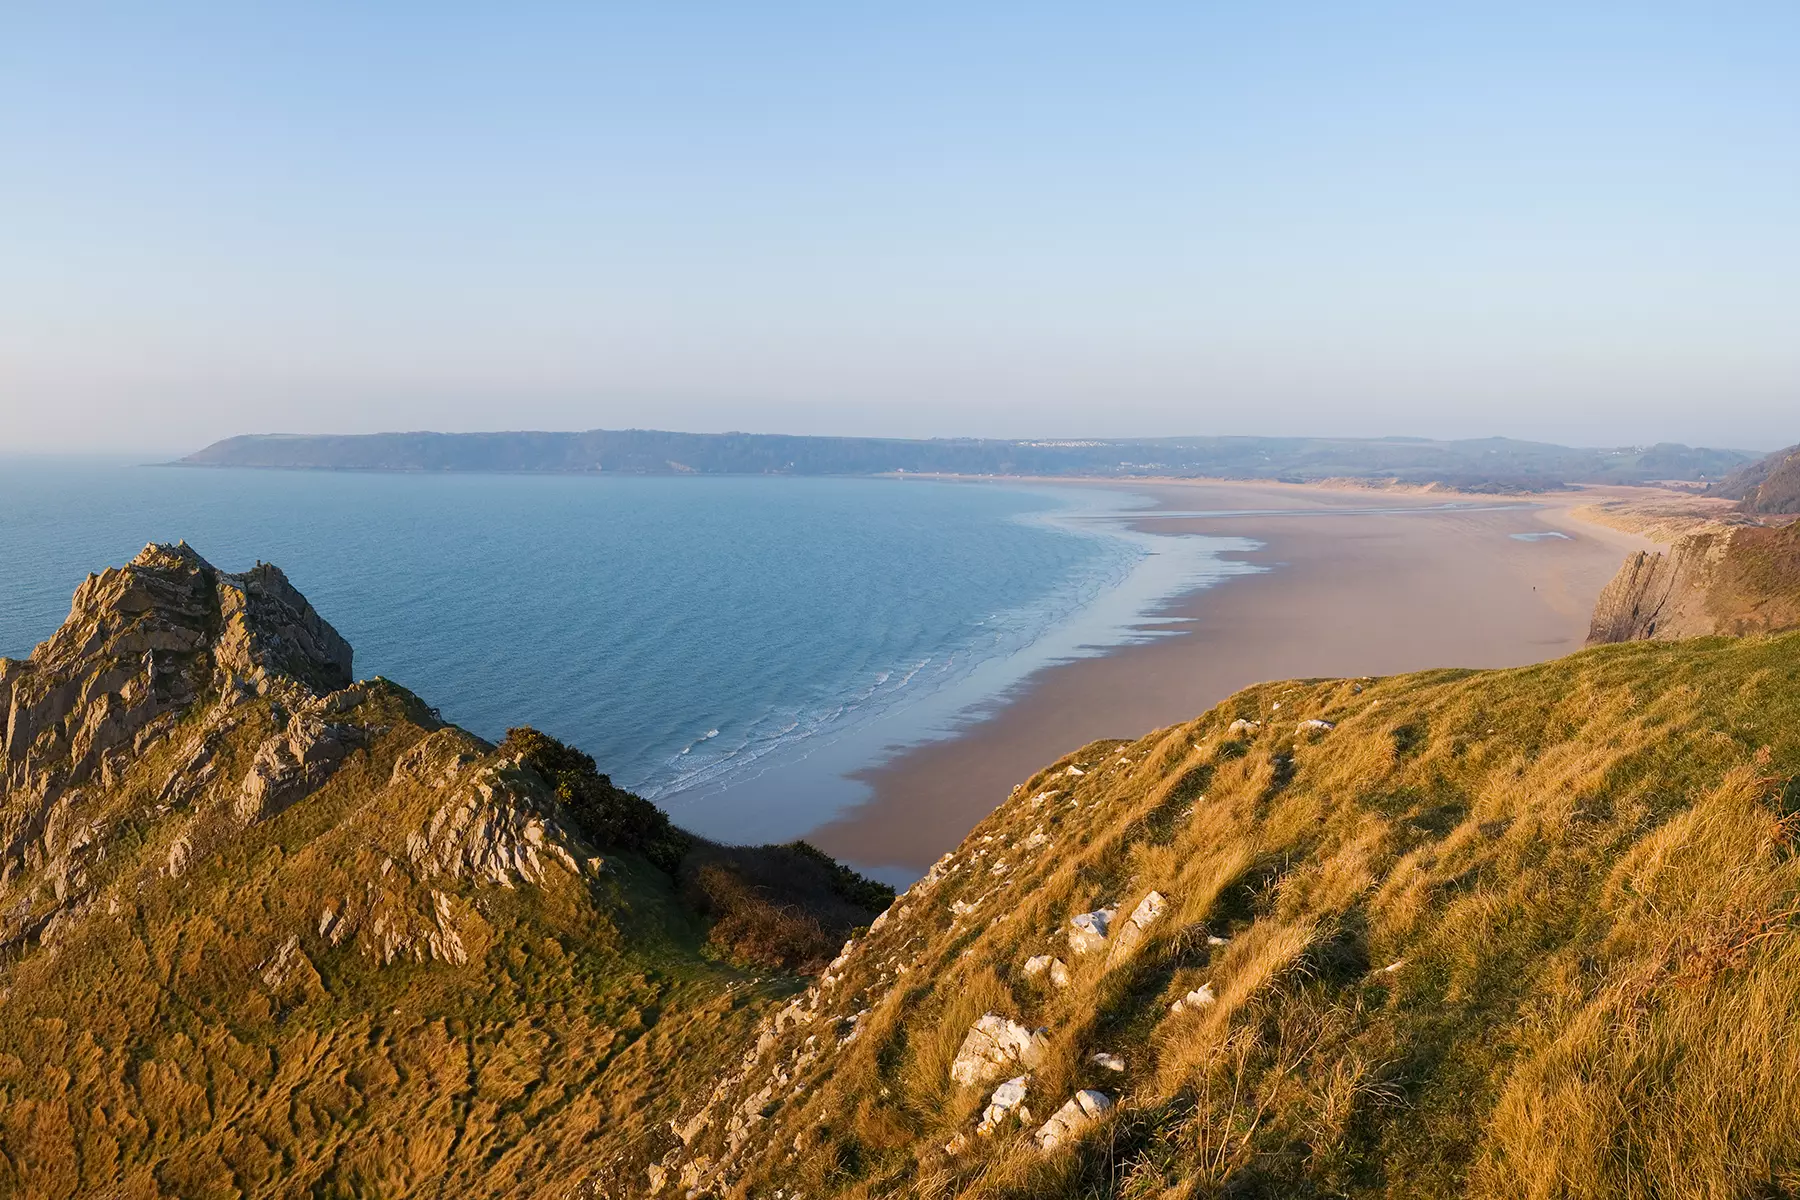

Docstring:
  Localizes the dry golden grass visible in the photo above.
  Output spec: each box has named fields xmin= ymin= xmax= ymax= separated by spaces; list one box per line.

xmin=687 ymin=630 xmax=1800 ymax=1199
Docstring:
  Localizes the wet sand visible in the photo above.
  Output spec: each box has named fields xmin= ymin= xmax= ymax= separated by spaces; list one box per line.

xmin=808 ymin=480 xmax=1660 ymax=877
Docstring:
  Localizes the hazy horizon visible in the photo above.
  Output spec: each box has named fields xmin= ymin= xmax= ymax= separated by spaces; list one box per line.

xmin=4 ymin=5 xmax=1797 ymax=454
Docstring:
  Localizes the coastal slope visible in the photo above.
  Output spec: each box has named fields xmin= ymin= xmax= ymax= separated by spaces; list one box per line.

xmin=668 ymin=632 xmax=1800 ymax=1198
xmin=0 ymin=545 xmax=887 ymax=1198
xmin=9 ymin=537 xmax=1800 ymax=1199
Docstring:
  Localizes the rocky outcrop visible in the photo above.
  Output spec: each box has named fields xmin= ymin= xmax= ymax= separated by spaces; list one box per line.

xmin=950 ymin=1013 xmax=1050 ymax=1087
xmin=1 ymin=543 xmax=352 ymax=817
xmin=0 ymin=544 xmax=360 ymax=951
xmin=1033 ymin=1089 xmax=1114 ymax=1151
xmin=1587 ymin=521 xmax=1800 ymax=644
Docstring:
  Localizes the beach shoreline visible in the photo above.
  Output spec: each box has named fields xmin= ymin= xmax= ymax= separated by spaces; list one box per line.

xmin=807 ymin=479 xmax=1665 ymax=878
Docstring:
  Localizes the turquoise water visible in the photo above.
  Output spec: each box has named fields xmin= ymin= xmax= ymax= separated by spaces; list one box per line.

xmin=0 ymin=462 xmax=1256 ymax=862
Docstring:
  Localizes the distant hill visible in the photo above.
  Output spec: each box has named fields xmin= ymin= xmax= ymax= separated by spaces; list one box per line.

xmin=179 ymin=430 xmax=1757 ymax=490
xmin=1713 ymin=443 xmax=1800 ymax=515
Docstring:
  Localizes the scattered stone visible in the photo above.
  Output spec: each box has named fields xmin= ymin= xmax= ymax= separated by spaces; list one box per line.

xmin=1023 ymin=955 xmax=1071 ymax=987
xmin=1226 ymin=718 xmax=1261 ymax=736
xmin=1170 ymin=983 xmax=1217 ymax=1014
xmin=1105 ymin=890 xmax=1167 ymax=967
xmin=1065 ymin=765 xmax=1086 ymax=777
xmin=977 ymin=1075 xmax=1029 ymax=1134
xmin=1298 ymin=719 xmax=1335 ymax=732
xmin=950 ymin=1014 xmax=1050 ymax=1086
xmin=1033 ymin=1090 xmax=1114 ymax=1151
xmin=1206 ymin=934 xmax=1229 ymax=947
xmin=1090 ymin=1052 xmax=1125 ymax=1072
xmin=1378 ymin=959 xmax=1405 ymax=974
xmin=1068 ymin=906 xmax=1117 ymax=955
xmin=944 ymin=1131 xmax=970 ymax=1156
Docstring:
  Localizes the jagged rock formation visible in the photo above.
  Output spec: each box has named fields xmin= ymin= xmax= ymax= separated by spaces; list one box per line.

xmin=1587 ymin=519 xmax=1800 ymax=643
xmin=0 ymin=544 xmax=884 ymax=1200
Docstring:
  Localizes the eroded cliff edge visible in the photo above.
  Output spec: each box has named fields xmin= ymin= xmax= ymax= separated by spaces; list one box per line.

xmin=1587 ymin=518 xmax=1800 ymax=644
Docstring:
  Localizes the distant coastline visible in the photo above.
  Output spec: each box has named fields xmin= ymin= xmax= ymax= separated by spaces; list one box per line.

xmin=173 ymin=427 xmax=1757 ymax=492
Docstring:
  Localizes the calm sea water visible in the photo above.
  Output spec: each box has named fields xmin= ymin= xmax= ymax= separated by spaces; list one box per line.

xmin=0 ymin=461 xmax=1256 ymax=870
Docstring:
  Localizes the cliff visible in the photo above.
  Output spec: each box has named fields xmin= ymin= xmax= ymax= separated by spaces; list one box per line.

xmin=0 ymin=545 xmax=886 ymax=1199
xmin=9 ymin=544 xmax=1800 ymax=1198
xmin=1587 ymin=519 xmax=1800 ymax=644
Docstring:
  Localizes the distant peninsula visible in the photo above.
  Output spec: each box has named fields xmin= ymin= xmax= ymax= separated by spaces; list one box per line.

xmin=178 ymin=429 xmax=1757 ymax=491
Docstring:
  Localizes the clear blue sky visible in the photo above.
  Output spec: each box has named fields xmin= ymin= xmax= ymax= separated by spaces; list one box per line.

xmin=3 ymin=3 xmax=1796 ymax=453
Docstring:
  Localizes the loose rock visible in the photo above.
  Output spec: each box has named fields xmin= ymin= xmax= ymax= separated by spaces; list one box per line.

xmin=949 ymin=1014 xmax=1050 ymax=1086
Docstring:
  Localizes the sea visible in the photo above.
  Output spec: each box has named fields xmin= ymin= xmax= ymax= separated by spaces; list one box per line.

xmin=0 ymin=460 xmax=1259 ymax=874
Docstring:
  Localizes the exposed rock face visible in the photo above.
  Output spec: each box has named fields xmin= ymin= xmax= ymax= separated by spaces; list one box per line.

xmin=1033 ymin=1089 xmax=1113 ymax=1151
xmin=1 ymin=542 xmax=351 ymax=814
xmin=950 ymin=1014 xmax=1050 ymax=1087
xmin=1587 ymin=521 xmax=1800 ymax=644
xmin=0 ymin=543 xmax=357 ymax=950
xmin=1104 ymin=889 xmax=1166 ymax=967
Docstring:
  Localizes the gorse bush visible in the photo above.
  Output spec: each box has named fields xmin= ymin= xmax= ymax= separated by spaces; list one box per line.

xmin=500 ymin=726 xmax=692 ymax=873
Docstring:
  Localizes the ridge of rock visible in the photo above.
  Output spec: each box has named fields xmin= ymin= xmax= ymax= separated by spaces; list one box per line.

xmin=1587 ymin=519 xmax=1800 ymax=644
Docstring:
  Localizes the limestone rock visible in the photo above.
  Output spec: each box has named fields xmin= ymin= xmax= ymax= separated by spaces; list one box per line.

xmin=950 ymin=1013 xmax=1050 ymax=1087
xmin=1033 ymin=1089 xmax=1113 ymax=1151
xmin=1023 ymin=954 xmax=1071 ymax=987
xmin=1226 ymin=718 xmax=1261 ymax=736
xmin=236 ymin=712 xmax=356 ymax=821
xmin=1170 ymin=983 xmax=1216 ymax=1014
xmin=1104 ymin=890 xmax=1166 ymax=967
xmin=1091 ymin=1052 xmax=1125 ymax=1072
xmin=1587 ymin=521 xmax=1800 ymax=644
xmin=1068 ymin=906 xmax=1117 ymax=955
xmin=976 ymin=1074 xmax=1029 ymax=1134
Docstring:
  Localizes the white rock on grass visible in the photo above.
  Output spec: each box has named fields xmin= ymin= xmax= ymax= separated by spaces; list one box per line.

xmin=1226 ymin=718 xmax=1261 ymax=736
xmin=1090 ymin=1052 xmax=1125 ymax=1072
xmin=1067 ymin=906 xmax=1117 ymax=955
xmin=1065 ymin=764 xmax=1086 ymax=777
xmin=1033 ymin=1090 xmax=1114 ymax=1151
xmin=1298 ymin=719 xmax=1335 ymax=732
xmin=1170 ymin=983 xmax=1216 ymax=1014
xmin=976 ymin=1074 xmax=1030 ymax=1134
xmin=1022 ymin=955 xmax=1072 ymax=987
xmin=950 ymin=1014 xmax=1050 ymax=1087
xmin=1104 ymin=890 xmax=1167 ymax=967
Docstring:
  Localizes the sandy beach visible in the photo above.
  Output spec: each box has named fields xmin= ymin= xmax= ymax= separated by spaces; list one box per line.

xmin=808 ymin=479 xmax=1663 ymax=875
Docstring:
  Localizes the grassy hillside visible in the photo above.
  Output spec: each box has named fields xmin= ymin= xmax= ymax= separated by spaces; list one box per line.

xmin=666 ymin=632 xmax=1800 ymax=1198
xmin=0 ymin=545 xmax=888 ymax=1199
xmin=1712 ymin=443 xmax=1800 ymax=514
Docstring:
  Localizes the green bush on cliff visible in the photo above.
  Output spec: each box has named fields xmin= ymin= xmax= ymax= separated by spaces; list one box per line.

xmin=500 ymin=726 xmax=693 ymax=873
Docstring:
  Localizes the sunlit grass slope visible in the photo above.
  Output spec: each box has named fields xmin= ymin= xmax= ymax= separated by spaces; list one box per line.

xmin=672 ymin=631 xmax=1800 ymax=1199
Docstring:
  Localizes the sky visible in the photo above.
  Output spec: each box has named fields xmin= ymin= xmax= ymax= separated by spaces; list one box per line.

xmin=2 ymin=3 xmax=1797 ymax=455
